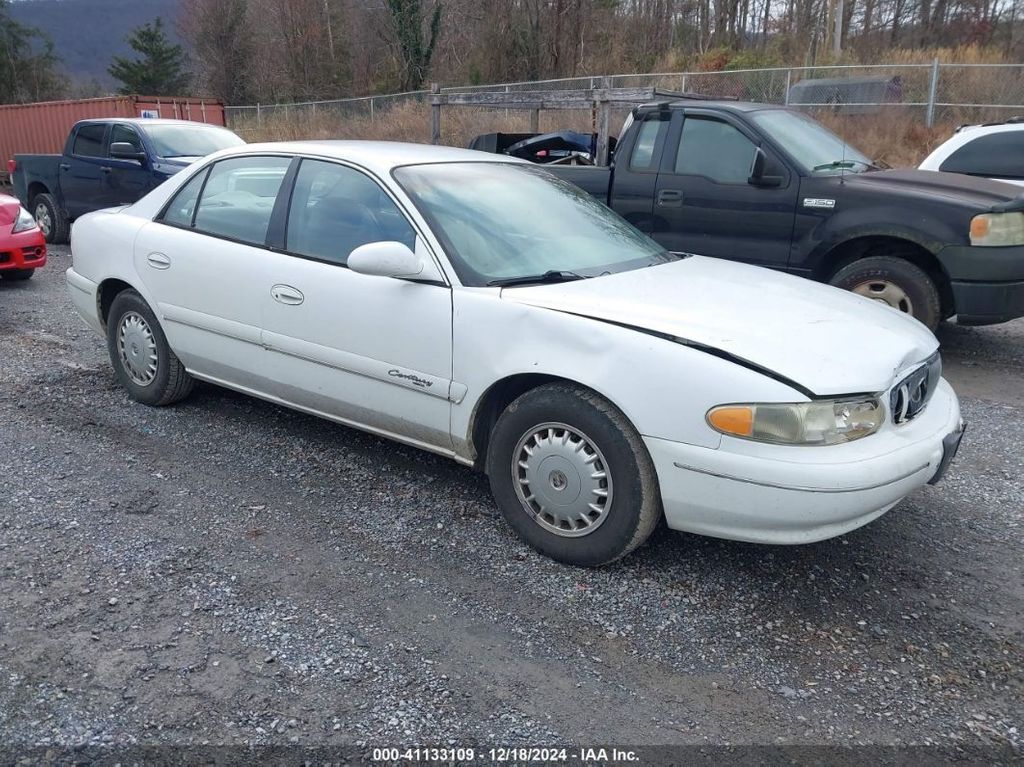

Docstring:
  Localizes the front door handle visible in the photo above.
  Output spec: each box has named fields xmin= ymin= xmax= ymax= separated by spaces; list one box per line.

xmin=146 ymin=252 xmax=171 ymax=270
xmin=271 ymin=284 xmax=304 ymax=306
xmin=657 ymin=189 xmax=684 ymax=207
xmin=100 ymin=166 xmax=112 ymax=174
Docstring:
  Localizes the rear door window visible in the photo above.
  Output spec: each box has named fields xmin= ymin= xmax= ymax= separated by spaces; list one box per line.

xmin=190 ymin=156 xmax=292 ymax=246
xmin=72 ymin=124 xmax=107 ymax=158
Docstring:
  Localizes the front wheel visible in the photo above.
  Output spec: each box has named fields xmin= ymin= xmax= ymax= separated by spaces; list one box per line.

xmin=106 ymin=289 xmax=194 ymax=406
xmin=486 ymin=383 xmax=662 ymax=566
xmin=828 ymin=256 xmax=941 ymax=331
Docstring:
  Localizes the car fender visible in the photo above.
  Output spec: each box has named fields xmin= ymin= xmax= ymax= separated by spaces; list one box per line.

xmin=450 ymin=290 xmax=807 ymax=462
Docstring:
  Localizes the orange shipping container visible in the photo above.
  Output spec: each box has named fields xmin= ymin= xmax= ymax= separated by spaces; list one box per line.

xmin=0 ymin=95 xmax=227 ymax=164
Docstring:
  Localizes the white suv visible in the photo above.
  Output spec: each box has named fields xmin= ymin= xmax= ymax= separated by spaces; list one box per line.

xmin=919 ymin=118 xmax=1024 ymax=186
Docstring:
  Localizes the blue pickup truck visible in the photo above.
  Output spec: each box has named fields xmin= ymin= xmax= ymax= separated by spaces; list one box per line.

xmin=11 ymin=118 xmax=244 ymax=243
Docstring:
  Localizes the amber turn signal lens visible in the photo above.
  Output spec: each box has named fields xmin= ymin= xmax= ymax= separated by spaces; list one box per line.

xmin=707 ymin=406 xmax=754 ymax=437
xmin=970 ymin=216 xmax=990 ymax=240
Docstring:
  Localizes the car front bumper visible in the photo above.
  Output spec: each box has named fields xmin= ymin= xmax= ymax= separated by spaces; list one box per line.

xmin=644 ymin=379 xmax=963 ymax=545
xmin=0 ymin=229 xmax=46 ymax=272
xmin=940 ymin=243 xmax=1024 ymax=325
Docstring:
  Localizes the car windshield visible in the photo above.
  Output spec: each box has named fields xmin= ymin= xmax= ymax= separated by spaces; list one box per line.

xmin=143 ymin=124 xmax=245 ymax=158
xmin=394 ymin=162 xmax=675 ymax=287
xmin=750 ymin=109 xmax=873 ymax=174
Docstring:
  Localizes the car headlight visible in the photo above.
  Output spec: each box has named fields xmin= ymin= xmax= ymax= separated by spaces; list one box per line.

xmin=707 ymin=398 xmax=884 ymax=445
xmin=11 ymin=206 xmax=37 ymax=234
xmin=970 ymin=211 xmax=1024 ymax=247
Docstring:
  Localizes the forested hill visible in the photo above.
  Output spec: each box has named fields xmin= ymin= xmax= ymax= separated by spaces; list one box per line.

xmin=9 ymin=0 xmax=182 ymax=90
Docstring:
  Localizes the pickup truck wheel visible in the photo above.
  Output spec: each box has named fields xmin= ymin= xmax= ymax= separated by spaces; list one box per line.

xmin=486 ymin=383 xmax=662 ymax=567
xmin=106 ymin=289 xmax=194 ymax=407
xmin=828 ymin=256 xmax=940 ymax=331
xmin=32 ymin=193 xmax=69 ymax=244
xmin=0 ymin=269 xmax=34 ymax=281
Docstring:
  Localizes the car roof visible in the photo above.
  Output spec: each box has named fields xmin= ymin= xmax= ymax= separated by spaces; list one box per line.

xmin=217 ymin=140 xmax=525 ymax=175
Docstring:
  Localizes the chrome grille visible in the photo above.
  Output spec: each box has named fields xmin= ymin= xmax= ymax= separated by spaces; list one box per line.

xmin=890 ymin=353 xmax=941 ymax=425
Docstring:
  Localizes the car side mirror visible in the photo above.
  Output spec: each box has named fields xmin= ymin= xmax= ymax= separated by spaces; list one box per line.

xmin=348 ymin=240 xmax=442 ymax=282
xmin=110 ymin=142 xmax=146 ymax=162
xmin=748 ymin=147 xmax=784 ymax=188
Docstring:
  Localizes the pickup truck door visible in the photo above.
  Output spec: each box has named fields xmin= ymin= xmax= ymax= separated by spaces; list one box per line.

xmin=259 ymin=157 xmax=454 ymax=451
xmin=59 ymin=123 xmax=109 ymax=220
xmin=651 ymin=110 xmax=797 ymax=268
xmin=98 ymin=124 xmax=155 ymax=207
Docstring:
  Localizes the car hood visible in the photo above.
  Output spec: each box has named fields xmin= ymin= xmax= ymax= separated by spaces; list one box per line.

xmin=846 ymin=169 xmax=1024 ymax=211
xmin=500 ymin=256 xmax=939 ymax=397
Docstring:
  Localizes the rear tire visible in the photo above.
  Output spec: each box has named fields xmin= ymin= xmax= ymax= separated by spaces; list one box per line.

xmin=0 ymin=269 xmax=34 ymax=281
xmin=486 ymin=383 xmax=662 ymax=567
xmin=106 ymin=289 xmax=194 ymax=407
xmin=32 ymin=192 xmax=69 ymax=245
xmin=828 ymin=255 xmax=941 ymax=332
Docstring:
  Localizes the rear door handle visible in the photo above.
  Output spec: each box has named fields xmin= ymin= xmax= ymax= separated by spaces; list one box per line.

xmin=271 ymin=284 xmax=304 ymax=306
xmin=657 ymin=189 xmax=684 ymax=207
xmin=59 ymin=163 xmax=71 ymax=171
xmin=146 ymin=252 xmax=171 ymax=270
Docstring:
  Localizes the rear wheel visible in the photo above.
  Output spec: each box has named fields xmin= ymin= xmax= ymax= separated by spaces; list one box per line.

xmin=486 ymin=383 xmax=662 ymax=567
xmin=32 ymin=192 xmax=70 ymax=245
xmin=0 ymin=269 xmax=34 ymax=281
xmin=106 ymin=289 xmax=194 ymax=406
xmin=828 ymin=255 xmax=941 ymax=331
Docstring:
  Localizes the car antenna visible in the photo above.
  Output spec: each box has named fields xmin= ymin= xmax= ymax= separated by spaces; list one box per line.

xmin=840 ymin=130 xmax=848 ymax=185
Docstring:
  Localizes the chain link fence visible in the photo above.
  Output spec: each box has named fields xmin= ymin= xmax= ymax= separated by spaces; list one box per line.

xmin=225 ymin=63 xmax=1024 ymax=140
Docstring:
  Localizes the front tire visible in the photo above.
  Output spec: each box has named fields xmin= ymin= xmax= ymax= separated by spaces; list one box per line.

xmin=32 ymin=192 xmax=69 ymax=245
xmin=106 ymin=289 xmax=194 ymax=406
xmin=486 ymin=383 xmax=662 ymax=566
xmin=828 ymin=255 xmax=941 ymax=331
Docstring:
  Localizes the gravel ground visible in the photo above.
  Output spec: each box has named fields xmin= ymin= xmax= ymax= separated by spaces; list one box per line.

xmin=1 ymin=247 xmax=1021 ymax=761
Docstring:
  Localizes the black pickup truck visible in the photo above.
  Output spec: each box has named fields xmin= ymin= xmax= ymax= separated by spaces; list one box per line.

xmin=11 ymin=118 xmax=244 ymax=244
xmin=516 ymin=100 xmax=1024 ymax=330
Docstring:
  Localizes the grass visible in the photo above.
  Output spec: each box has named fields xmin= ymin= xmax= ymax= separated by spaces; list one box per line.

xmin=234 ymin=98 xmax=960 ymax=167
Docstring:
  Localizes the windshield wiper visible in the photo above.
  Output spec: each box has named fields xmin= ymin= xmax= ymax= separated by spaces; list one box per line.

xmin=812 ymin=159 xmax=880 ymax=172
xmin=487 ymin=270 xmax=587 ymax=287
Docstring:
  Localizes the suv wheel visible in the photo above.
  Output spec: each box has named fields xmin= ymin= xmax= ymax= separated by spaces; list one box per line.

xmin=32 ymin=193 xmax=70 ymax=245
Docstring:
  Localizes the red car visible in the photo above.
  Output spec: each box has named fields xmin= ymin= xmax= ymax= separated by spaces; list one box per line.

xmin=0 ymin=193 xmax=46 ymax=281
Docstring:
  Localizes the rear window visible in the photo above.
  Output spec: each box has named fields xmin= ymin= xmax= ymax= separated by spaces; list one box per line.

xmin=72 ymin=124 xmax=106 ymax=158
xmin=939 ymin=131 xmax=1024 ymax=179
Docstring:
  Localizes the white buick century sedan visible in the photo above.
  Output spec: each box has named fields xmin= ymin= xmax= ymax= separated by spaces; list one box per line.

xmin=67 ymin=141 xmax=965 ymax=566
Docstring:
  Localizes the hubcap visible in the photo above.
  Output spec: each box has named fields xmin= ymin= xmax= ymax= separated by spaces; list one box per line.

xmin=512 ymin=422 xmax=613 ymax=538
xmin=851 ymin=280 xmax=914 ymax=315
xmin=34 ymin=203 xmax=52 ymax=237
xmin=117 ymin=312 xmax=158 ymax=386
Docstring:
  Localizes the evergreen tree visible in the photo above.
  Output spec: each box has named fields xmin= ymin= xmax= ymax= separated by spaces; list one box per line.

xmin=0 ymin=0 xmax=65 ymax=103
xmin=386 ymin=0 xmax=442 ymax=91
xmin=108 ymin=17 xmax=190 ymax=96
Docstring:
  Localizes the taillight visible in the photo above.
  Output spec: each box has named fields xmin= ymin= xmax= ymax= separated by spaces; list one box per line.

xmin=6 ymin=159 xmax=16 ymax=175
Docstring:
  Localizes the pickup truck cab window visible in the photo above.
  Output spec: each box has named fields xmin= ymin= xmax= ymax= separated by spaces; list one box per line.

xmin=109 ymin=124 xmax=144 ymax=153
xmin=674 ymin=117 xmax=756 ymax=184
xmin=285 ymin=159 xmax=416 ymax=265
xmin=629 ymin=117 xmax=666 ymax=171
xmin=191 ymin=156 xmax=291 ymax=246
xmin=72 ymin=124 xmax=106 ymax=158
